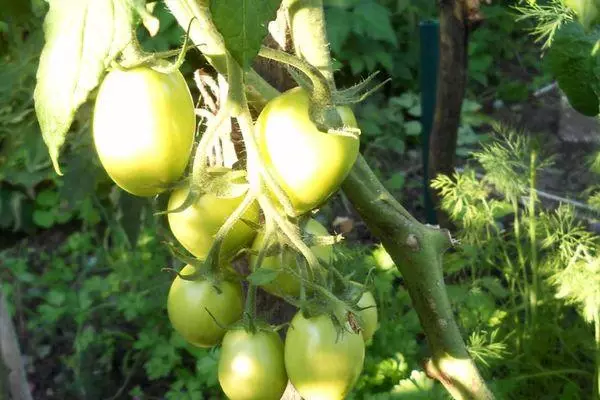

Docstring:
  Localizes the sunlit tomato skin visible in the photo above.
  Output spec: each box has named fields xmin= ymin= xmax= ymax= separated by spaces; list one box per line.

xmin=250 ymin=218 xmax=332 ymax=298
xmin=357 ymin=290 xmax=378 ymax=343
xmin=167 ymin=265 xmax=243 ymax=347
xmin=218 ymin=328 xmax=288 ymax=400
xmin=93 ymin=67 xmax=195 ymax=197
xmin=346 ymin=282 xmax=378 ymax=343
xmin=255 ymin=87 xmax=359 ymax=216
xmin=285 ymin=312 xmax=365 ymax=400
xmin=168 ymin=186 xmax=260 ymax=261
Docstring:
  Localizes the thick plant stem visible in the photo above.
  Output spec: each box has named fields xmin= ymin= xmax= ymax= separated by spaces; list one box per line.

xmin=283 ymin=0 xmax=334 ymax=85
xmin=343 ymin=157 xmax=494 ymax=400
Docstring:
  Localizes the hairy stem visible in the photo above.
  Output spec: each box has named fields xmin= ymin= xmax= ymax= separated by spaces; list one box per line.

xmin=258 ymin=46 xmax=332 ymax=108
xmin=236 ymin=99 xmax=295 ymax=215
xmin=205 ymin=192 xmax=256 ymax=270
xmin=243 ymin=283 xmax=258 ymax=332
xmin=343 ymin=157 xmax=494 ymax=400
xmin=283 ymin=0 xmax=334 ymax=85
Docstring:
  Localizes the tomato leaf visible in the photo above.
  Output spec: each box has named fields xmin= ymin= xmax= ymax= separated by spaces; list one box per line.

xmin=247 ymin=268 xmax=279 ymax=286
xmin=210 ymin=0 xmax=282 ymax=69
xmin=34 ymin=0 xmax=137 ymax=174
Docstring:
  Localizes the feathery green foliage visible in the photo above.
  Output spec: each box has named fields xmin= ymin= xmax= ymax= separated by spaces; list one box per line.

xmin=432 ymin=127 xmax=599 ymax=398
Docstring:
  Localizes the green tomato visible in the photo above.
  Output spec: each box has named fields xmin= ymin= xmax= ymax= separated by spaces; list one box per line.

xmin=218 ymin=328 xmax=288 ymax=400
xmin=346 ymin=282 xmax=378 ymax=343
xmin=168 ymin=186 xmax=260 ymax=260
xmin=255 ymin=87 xmax=359 ymax=216
xmin=93 ymin=67 xmax=195 ymax=197
xmin=357 ymin=290 xmax=378 ymax=343
xmin=284 ymin=312 xmax=365 ymax=400
xmin=250 ymin=218 xmax=332 ymax=298
xmin=167 ymin=265 xmax=243 ymax=347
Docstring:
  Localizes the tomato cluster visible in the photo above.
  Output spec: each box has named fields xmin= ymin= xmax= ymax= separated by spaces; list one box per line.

xmin=92 ymin=69 xmax=373 ymax=399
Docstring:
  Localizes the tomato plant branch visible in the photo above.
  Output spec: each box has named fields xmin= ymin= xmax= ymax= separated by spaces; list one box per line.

xmin=257 ymin=47 xmax=332 ymax=108
xmin=236 ymin=102 xmax=295 ymax=216
xmin=283 ymin=0 xmax=335 ymax=85
xmin=227 ymin=55 xmax=325 ymax=286
xmin=257 ymin=193 xmax=322 ymax=279
xmin=342 ymin=157 xmax=493 ymax=400
xmin=284 ymin=1 xmax=494 ymax=398
xmin=205 ymin=192 xmax=256 ymax=270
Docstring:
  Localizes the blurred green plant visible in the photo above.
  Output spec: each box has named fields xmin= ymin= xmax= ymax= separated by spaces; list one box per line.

xmin=432 ymin=127 xmax=599 ymax=399
xmin=324 ymin=0 xmax=435 ymax=90
xmin=1 ymin=226 xmax=225 ymax=399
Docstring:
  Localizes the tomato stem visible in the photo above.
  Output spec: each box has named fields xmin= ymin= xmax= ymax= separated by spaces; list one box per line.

xmin=204 ymin=192 xmax=256 ymax=271
xmin=257 ymin=47 xmax=332 ymax=107
xmin=236 ymin=101 xmax=296 ymax=216
xmin=243 ymin=283 xmax=258 ymax=333
xmin=283 ymin=0 xmax=335 ymax=84
xmin=257 ymin=194 xmax=322 ymax=278
xmin=257 ymin=47 xmax=343 ymax=131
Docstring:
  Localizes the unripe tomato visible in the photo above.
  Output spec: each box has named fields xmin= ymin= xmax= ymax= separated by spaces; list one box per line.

xmin=250 ymin=218 xmax=332 ymax=298
xmin=167 ymin=265 xmax=243 ymax=347
xmin=357 ymin=290 xmax=378 ymax=343
xmin=255 ymin=87 xmax=359 ymax=216
xmin=218 ymin=328 xmax=288 ymax=400
xmin=93 ymin=67 xmax=195 ymax=197
xmin=168 ymin=186 xmax=260 ymax=261
xmin=346 ymin=282 xmax=378 ymax=343
xmin=284 ymin=312 xmax=365 ymax=400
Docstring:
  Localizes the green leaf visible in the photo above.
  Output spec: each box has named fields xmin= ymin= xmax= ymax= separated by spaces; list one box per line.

xmin=35 ymin=189 xmax=59 ymax=207
xmin=393 ymin=93 xmax=418 ymax=109
xmin=33 ymin=209 xmax=55 ymax=228
xmin=353 ymin=1 xmax=397 ymax=46
xmin=384 ymin=172 xmax=405 ymax=191
xmin=34 ymin=0 xmax=136 ymax=174
xmin=247 ymin=268 xmax=279 ymax=286
xmin=210 ymin=0 xmax=282 ymax=69
xmin=325 ymin=7 xmax=353 ymax=53
xmin=404 ymin=120 xmax=421 ymax=136
xmin=391 ymin=370 xmax=435 ymax=399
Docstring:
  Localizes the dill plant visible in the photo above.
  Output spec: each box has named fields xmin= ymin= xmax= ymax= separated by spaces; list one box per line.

xmin=432 ymin=127 xmax=599 ymax=398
